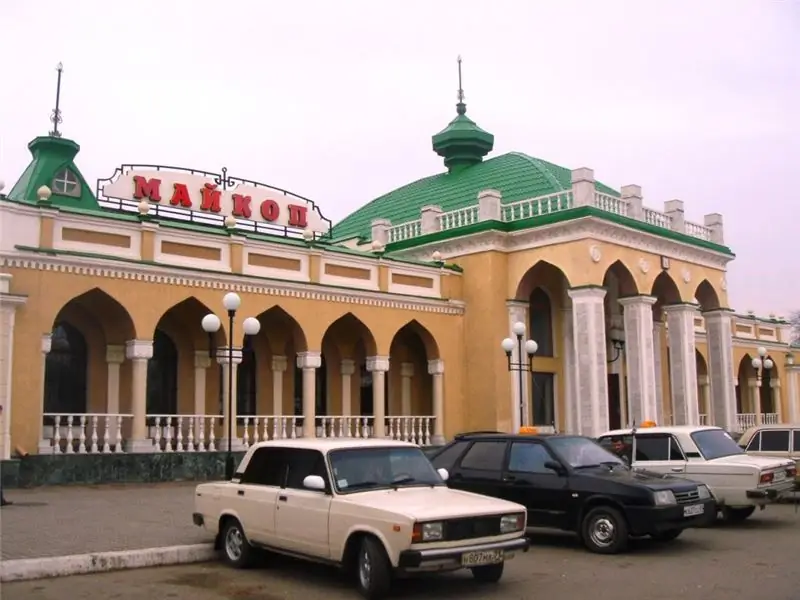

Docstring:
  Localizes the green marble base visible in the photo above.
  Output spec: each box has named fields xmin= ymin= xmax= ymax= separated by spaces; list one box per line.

xmin=1 ymin=451 xmax=247 ymax=489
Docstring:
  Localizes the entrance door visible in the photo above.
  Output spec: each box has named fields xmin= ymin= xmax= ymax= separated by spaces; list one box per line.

xmin=607 ymin=374 xmax=621 ymax=430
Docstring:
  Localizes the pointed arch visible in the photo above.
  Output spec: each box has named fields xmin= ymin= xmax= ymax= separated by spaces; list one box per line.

xmin=154 ymin=296 xmax=226 ymax=351
xmin=604 ymin=260 xmax=639 ymax=297
xmin=514 ymin=260 xmax=571 ymax=300
xmin=50 ymin=287 xmax=136 ymax=344
xmin=695 ymin=279 xmax=722 ymax=312
xmin=650 ymin=271 xmax=683 ymax=321
xmin=321 ymin=312 xmax=378 ymax=358
xmin=389 ymin=319 xmax=440 ymax=360
xmin=255 ymin=305 xmax=308 ymax=354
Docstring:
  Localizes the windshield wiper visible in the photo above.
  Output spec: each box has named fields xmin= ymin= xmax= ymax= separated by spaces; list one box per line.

xmin=390 ymin=476 xmax=417 ymax=487
xmin=572 ymin=464 xmax=604 ymax=470
xmin=344 ymin=481 xmax=382 ymax=491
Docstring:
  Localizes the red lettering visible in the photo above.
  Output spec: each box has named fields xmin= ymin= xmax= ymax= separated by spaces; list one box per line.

xmin=287 ymin=204 xmax=308 ymax=228
xmin=259 ymin=199 xmax=279 ymax=222
xmin=231 ymin=194 xmax=252 ymax=219
xmin=132 ymin=176 xmax=161 ymax=202
xmin=169 ymin=183 xmax=192 ymax=207
xmin=199 ymin=183 xmax=222 ymax=213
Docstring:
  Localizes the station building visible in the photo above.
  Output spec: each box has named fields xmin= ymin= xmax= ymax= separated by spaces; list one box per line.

xmin=0 ymin=87 xmax=798 ymax=472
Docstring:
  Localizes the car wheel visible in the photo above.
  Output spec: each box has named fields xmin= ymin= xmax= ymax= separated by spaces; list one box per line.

xmin=220 ymin=518 xmax=254 ymax=568
xmin=723 ymin=506 xmax=756 ymax=523
xmin=581 ymin=506 xmax=629 ymax=554
xmin=650 ymin=529 xmax=682 ymax=542
xmin=355 ymin=536 xmax=392 ymax=600
xmin=471 ymin=562 xmax=504 ymax=583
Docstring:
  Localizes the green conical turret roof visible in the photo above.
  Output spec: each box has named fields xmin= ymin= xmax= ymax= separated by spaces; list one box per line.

xmin=431 ymin=101 xmax=495 ymax=173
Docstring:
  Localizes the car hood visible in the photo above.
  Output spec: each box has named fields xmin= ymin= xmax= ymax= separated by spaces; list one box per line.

xmin=710 ymin=454 xmax=793 ymax=470
xmin=339 ymin=486 xmax=525 ymax=520
xmin=583 ymin=466 xmax=694 ymax=491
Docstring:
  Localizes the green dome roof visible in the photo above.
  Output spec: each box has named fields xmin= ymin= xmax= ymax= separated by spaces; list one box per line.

xmin=331 ymin=151 xmax=619 ymax=242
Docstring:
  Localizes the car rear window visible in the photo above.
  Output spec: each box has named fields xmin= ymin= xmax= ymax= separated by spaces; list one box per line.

xmin=793 ymin=431 xmax=800 ymax=452
xmin=759 ymin=430 xmax=791 ymax=452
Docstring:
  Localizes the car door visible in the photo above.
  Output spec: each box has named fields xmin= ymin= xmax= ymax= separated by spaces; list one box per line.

xmin=447 ymin=440 xmax=508 ymax=498
xmin=273 ymin=448 xmax=333 ymax=558
xmin=234 ymin=447 xmax=289 ymax=545
xmin=631 ymin=433 xmax=686 ymax=476
xmin=501 ymin=441 xmax=570 ymax=529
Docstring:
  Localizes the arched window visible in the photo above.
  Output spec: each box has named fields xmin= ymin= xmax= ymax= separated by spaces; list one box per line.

xmin=237 ymin=336 xmax=256 ymax=416
xmin=44 ymin=322 xmax=88 ymax=416
xmin=51 ymin=168 xmax=81 ymax=197
xmin=146 ymin=329 xmax=178 ymax=415
xmin=528 ymin=288 xmax=553 ymax=357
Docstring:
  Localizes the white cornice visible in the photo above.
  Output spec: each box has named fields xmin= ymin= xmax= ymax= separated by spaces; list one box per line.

xmin=0 ymin=251 xmax=465 ymax=316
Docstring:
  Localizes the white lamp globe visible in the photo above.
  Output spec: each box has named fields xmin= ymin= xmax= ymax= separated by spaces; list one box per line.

xmin=501 ymin=338 xmax=515 ymax=353
xmin=432 ymin=250 xmax=442 ymax=262
xmin=751 ymin=357 xmax=762 ymax=370
xmin=222 ymin=292 xmax=241 ymax=312
xmin=757 ymin=346 xmax=767 ymax=357
xmin=763 ymin=358 xmax=774 ymax=370
xmin=242 ymin=317 xmax=261 ymax=336
xmin=302 ymin=228 xmax=314 ymax=241
xmin=201 ymin=313 xmax=221 ymax=333
xmin=511 ymin=321 xmax=526 ymax=337
xmin=525 ymin=339 xmax=539 ymax=356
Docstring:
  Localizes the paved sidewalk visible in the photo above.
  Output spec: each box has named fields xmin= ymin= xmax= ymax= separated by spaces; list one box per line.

xmin=0 ymin=482 xmax=214 ymax=560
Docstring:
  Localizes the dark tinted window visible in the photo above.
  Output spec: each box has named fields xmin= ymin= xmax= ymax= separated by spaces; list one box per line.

xmin=634 ymin=435 xmax=670 ymax=461
xmin=285 ymin=449 xmax=329 ymax=490
xmin=459 ymin=441 xmax=507 ymax=471
xmin=508 ymin=443 xmax=553 ymax=473
xmin=430 ymin=441 xmax=470 ymax=471
xmin=759 ymin=430 xmax=790 ymax=452
xmin=745 ymin=432 xmax=761 ymax=451
xmin=240 ymin=447 xmax=289 ymax=486
xmin=793 ymin=431 xmax=800 ymax=452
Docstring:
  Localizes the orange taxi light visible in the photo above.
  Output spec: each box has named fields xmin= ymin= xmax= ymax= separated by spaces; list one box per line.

xmin=640 ymin=421 xmax=657 ymax=428
xmin=519 ymin=426 xmax=539 ymax=435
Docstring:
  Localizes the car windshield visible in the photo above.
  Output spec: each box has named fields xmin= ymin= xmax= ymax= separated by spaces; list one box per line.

xmin=328 ymin=446 xmax=444 ymax=494
xmin=547 ymin=436 xmax=626 ymax=469
xmin=690 ymin=429 xmax=745 ymax=460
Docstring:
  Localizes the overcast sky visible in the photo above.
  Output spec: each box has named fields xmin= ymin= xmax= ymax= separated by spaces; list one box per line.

xmin=1 ymin=1 xmax=798 ymax=317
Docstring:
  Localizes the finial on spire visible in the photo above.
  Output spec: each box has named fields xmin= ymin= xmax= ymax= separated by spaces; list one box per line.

xmin=456 ymin=55 xmax=466 ymax=114
xmin=49 ymin=62 xmax=64 ymax=138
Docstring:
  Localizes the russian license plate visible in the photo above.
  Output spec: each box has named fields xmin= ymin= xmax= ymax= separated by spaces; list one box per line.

xmin=773 ymin=471 xmax=786 ymax=482
xmin=683 ymin=504 xmax=704 ymax=517
xmin=461 ymin=550 xmax=504 ymax=567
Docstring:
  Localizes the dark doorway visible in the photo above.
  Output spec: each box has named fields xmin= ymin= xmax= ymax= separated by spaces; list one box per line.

xmin=607 ymin=373 xmax=621 ymax=430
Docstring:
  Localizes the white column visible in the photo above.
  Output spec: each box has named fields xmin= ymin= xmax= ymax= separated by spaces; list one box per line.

xmin=561 ymin=306 xmax=577 ymax=433
xmin=770 ymin=379 xmax=782 ymax=422
xmin=567 ymin=287 xmax=610 ymax=437
xmin=702 ymin=309 xmax=738 ymax=431
xmin=193 ymin=351 xmax=211 ymax=416
xmin=428 ymin=359 xmax=445 ymax=445
xmin=0 ymin=274 xmax=27 ymax=461
xmin=367 ymin=356 xmax=390 ymax=438
xmin=664 ymin=304 xmax=700 ymax=425
xmin=124 ymin=339 xmax=154 ymax=453
xmin=400 ymin=362 xmax=414 ymax=415
xmin=297 ymin=351 xmax=322 ymax=438
xmin=619 ymin=296 xmax=659 ymax=425
xmin=749 ymin=378 xmax=762 ymax=425
xmin=652 ymin=322 xmax=666 ymax=425
xmin=506 ymin=300 xmax=530 ymax=431
xmin=218 ymin=346 xmax=244 ymax=448
xmin=340 ymin=359 xmax=355 ymax=417
xmin=272 ymin=355 xmax=288 ymax=416
xmin=105 ymin=345 xmax=125 ymax=445
xmin=37 ymin=334 xmax=53 ymax=454
xmin=786 ymin=365 xmax=800 ymax=423
xmin=698 ymin=375 xmax=711 ymax=424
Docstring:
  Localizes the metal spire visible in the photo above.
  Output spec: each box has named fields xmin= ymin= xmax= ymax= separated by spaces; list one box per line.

xmin=49 ymin=62 xmax=64 ymax=138
xmin=457 ymin=55 xmax=465 ymax=104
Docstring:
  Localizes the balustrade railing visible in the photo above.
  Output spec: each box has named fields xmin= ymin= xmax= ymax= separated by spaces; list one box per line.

xmin=42 ymin=413 xmax=133 ymax=454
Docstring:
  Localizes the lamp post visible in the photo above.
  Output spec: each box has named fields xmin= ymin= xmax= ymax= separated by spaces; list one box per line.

xmin=501 ymin=322 xmax=538 ymax=429
xmin=752 ymin=346 xmax=774 ymax=423
xmin=201 ymin=292 xmax=261 ymax=480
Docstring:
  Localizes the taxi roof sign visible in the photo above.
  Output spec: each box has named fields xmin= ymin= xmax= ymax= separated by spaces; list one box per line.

xmin=640 ymin=420 xmax=657 ymax=428
xmin=519 ymin=426 xmax=539 ymax=435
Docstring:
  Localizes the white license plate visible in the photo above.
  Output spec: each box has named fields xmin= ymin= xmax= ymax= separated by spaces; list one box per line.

xmin=683 ymin=504 xmax=705 ymax=517
xmin=461 ymin=550 xmax=504 ymax=567
xmin=773 ymin=471 xmax=786 ymax=482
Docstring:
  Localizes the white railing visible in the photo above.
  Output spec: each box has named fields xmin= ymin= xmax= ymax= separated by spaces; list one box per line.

xmin=501 ymin=191 xmax=573 ymax=222
xmin=147 ymin=414 xmax=222 ymax=452
xmin=387 ymin=416 xmax=434 ymax=445
xmin=643 ymin=207 xmax=672 ymax=229
xmin=594 ymin=191 xmax=628 ymax=216
xmin=685 ymin=221 xmax=712 ymax=241
xmin=388 ymin=220 xmax=422 ymax=243
xmin=439 ymin=206 xmax=479 ymax=230
xmin=699 ymin=413 xmax=709 ymax=425
xmin=42 ymin=413 xmax=133 ymax=454
xmin=733 ymin=413 xmax=780 ymax=432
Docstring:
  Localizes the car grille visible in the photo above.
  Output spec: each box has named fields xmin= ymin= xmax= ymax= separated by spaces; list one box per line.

xmin=674 ymin=489 xmax=700 ymax=504
xmin=444 ymin=516 xmax=502 ymax=541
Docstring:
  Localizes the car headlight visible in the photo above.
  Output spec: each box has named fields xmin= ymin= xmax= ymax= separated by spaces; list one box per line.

xmin=412 ymin=521 xmax=443 ymax=542
xmin=652 ymin=490 xmax=677 ymax=506
xmin=696 ymin=485 xmax=711 ymax=500
xmin=500 ymin=513 xmax=526 ymax=534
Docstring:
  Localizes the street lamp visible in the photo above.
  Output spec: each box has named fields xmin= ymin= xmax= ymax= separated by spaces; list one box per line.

xmin=502 ymin=321 xmax=538 ymax=429
xmin=751 ymin=346 xmax=774 ymax=381
xmin=201 ymin=292 xmax=261 ymax=480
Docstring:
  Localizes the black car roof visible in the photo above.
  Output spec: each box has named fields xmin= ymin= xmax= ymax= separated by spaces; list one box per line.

xmin=452 ymin=431 xmax=584 ymax=442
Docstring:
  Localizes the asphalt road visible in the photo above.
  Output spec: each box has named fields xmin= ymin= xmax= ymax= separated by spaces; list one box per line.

xmin=6 ymin=503 xmax=800 ymax=600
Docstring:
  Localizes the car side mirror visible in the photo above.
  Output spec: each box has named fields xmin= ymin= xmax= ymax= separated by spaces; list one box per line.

xmin=303 ymin=475 xmax=326 ymax=491
xmin=544 ymin=460 xmax=566 ymax=475
xmin=437 ymin=468 xmax=449 ymax=482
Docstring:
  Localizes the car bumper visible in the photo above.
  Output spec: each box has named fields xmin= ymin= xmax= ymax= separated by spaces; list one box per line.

xmin=746 ymin=481 xmax=795 ymax=501
xmin=397 ymin=537 xmax=529 ymax=571
xmin=626 ymin=499 xmax=717 ymax=535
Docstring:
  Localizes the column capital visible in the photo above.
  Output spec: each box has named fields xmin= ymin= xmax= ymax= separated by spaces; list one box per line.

xmin=272 ymin=355 xmax=288 ymax=372
xmin=701 ymin=307 xmax=735 ymax=319
xmin=662 ymin=303 xmax=700 ymax=315
xmin=770 ymin=378 xmax=781 ymax=389
xmin=297 ymin=351 xmax=322 ymax=369
xmin=194 ymin=350 xmax=212 ymax=369
xmin=401 ymin=362 xmax=414 ymax=378
xmin=106 ymin=345 xmax=126 ymax=364
xmin=41 ymin=332 xmax=52 ymax=354
xmin=698 ymin=375 xmax=710 ymax=386
xmin=567 ymin=285 xmax=606 ymax=302
xmin=125 ymin=339 xmax=154 ymax=360
xmin=428 ymin=358 xmax=445 ymax=375
xmin=367 ymin=355 xmax=390 ymax=372
xmin=787 ymin=364 xmax=800 ymax=373
xmin=216 ymin=346 xmax=243 ymax=365
xmin=340 ymin=359 xmax=356 ymax=376
xmin=618 ymin=294 xmax=657 ymax=307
